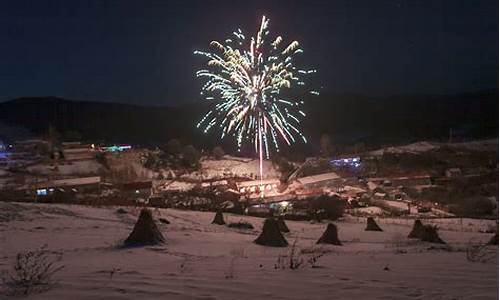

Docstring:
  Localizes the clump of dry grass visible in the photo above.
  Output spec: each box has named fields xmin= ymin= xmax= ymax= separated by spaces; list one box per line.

xmin=227 ymin=221 xmax=254 ymax=230
xmin=274 ymin=240 xmax=326 ymax=270
xmin=224 ymin=257 xmax=237 ymax=279
xmin=1 ymin=245 xmax=64 ymax=296
xmin=466 ymin=238 xmax=498 ymax=263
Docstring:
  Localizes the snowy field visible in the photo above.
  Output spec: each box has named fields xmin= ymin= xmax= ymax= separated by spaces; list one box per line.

xmin=0 ymin=202 xmax=497 ymax=299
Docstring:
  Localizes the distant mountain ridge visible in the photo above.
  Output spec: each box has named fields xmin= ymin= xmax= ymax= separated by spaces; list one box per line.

xmin=0 ymin=90 xmax=497 ymax=152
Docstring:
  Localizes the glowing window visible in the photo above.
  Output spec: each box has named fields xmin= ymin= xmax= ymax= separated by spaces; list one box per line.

xmin=36 ymin=189 xmax=47 ymax=196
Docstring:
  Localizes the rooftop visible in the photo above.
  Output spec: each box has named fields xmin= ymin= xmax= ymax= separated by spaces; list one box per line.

xmin=37 ymin=176 xmax=101 ymax=188
xmin=236 ymin=178 xmax=281 ymax=188
xmin=296 ymin=172 xmax=341 ymax=185
xmin=122 ymin=181 xmax=152 ymax=190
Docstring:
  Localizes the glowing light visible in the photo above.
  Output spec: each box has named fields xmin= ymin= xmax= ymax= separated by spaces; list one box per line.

xmin=195 ymin=15 xmax=318 ymax=182
xmin=103 ymin=145 xmax=132 ymax=152
xmin=330 ymin=157 xmax=362 ymax=168
xmin=36 ymin=189 xmax=47 ymax=196
xmin=280 ymin=201 xmax=290 ymax=207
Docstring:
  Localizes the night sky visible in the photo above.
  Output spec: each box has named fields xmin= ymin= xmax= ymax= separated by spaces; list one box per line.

xmin=0 ymin=0 xmax=497 ymax=106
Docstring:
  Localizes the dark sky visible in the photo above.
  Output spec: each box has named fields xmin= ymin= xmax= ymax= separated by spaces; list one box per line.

xmin=0 ymin=0 xmax=497 ymax=106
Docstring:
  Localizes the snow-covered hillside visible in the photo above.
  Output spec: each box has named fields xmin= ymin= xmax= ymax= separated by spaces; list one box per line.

xmin=198 ymin=155 xmax=280 ymax=180
xmin=369 ymin=139 xmax=498 ymax=156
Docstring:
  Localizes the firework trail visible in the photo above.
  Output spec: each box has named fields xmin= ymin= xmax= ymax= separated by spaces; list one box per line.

xmin=195 ymin=16 xmax=318 ymax=182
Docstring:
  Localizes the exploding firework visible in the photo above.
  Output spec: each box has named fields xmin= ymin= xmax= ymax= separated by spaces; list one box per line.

xmin=195 ymin=16 xmax=318 ymax=179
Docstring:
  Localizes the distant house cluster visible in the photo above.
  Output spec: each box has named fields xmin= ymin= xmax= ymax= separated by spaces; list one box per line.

xmin=236 ymin=179 xmax=281 ymax=196
xmin=231 ymin=172 xmax=344 ymax=203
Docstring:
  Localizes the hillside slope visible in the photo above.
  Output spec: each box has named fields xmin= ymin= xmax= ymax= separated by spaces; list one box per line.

xmin=0 ymin=90 xmax=497 ymax=150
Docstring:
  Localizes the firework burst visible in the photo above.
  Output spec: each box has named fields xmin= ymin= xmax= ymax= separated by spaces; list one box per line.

xmin=195 ymin=16 xmax=318 ymax=178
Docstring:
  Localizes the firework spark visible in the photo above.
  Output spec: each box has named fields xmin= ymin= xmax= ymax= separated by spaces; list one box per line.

xmin=195 ymin=16 xmax=318 ymax=179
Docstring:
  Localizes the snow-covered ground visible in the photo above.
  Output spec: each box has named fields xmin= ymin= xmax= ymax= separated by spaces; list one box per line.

xmin=347 ymin=206 xmax=385 ymax=216
xmin=158 ymin=180 xmax=197 ymax=192
xmin=0 ymin=202 xmax=497 ymax=299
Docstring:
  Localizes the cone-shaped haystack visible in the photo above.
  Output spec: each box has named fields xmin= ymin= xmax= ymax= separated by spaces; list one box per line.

xmin=420 ymin=225 xmax=445 ymax=244
xmin=487 ymin=233 xmax=498 ymax=245
xmin=254 ymin=218 xmax=288 ymax=247
xmin=212 ymin=211 xmax=226 ymax=225
xmin=277 ymin=216 xmax=290 ymax=233
xmin=316 ymin=223 xmax=342 ymax=245
xmin=124 ymin=209 xmax=165 ymax=247
xmin=365 ymin=217 xmax=383 ymax=231
xmin=408 ymin=219 xmax=425 ymax=238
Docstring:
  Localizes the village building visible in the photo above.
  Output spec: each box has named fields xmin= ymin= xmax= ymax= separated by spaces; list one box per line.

xmin=367 ymin=174 xmax=432 ymax=187
xmin=61 ymin=142 xmax=96 ymax=161
xmin=200 ymin=179 xmax=228 ymax=188
xmin=330 ymin=156 xmax=361 ymax=168
xmin=340 ymin=185 xmax=367 ymax=198
xmin=235 ymin=178 xmax=281 ymax=198
xmin=35 ymin=176 xmax=101 ymax=197
xmin=156 ymin=180 xmax=196 ymax=193
xmin=295 ymin=172 xmax=343 ymax=189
